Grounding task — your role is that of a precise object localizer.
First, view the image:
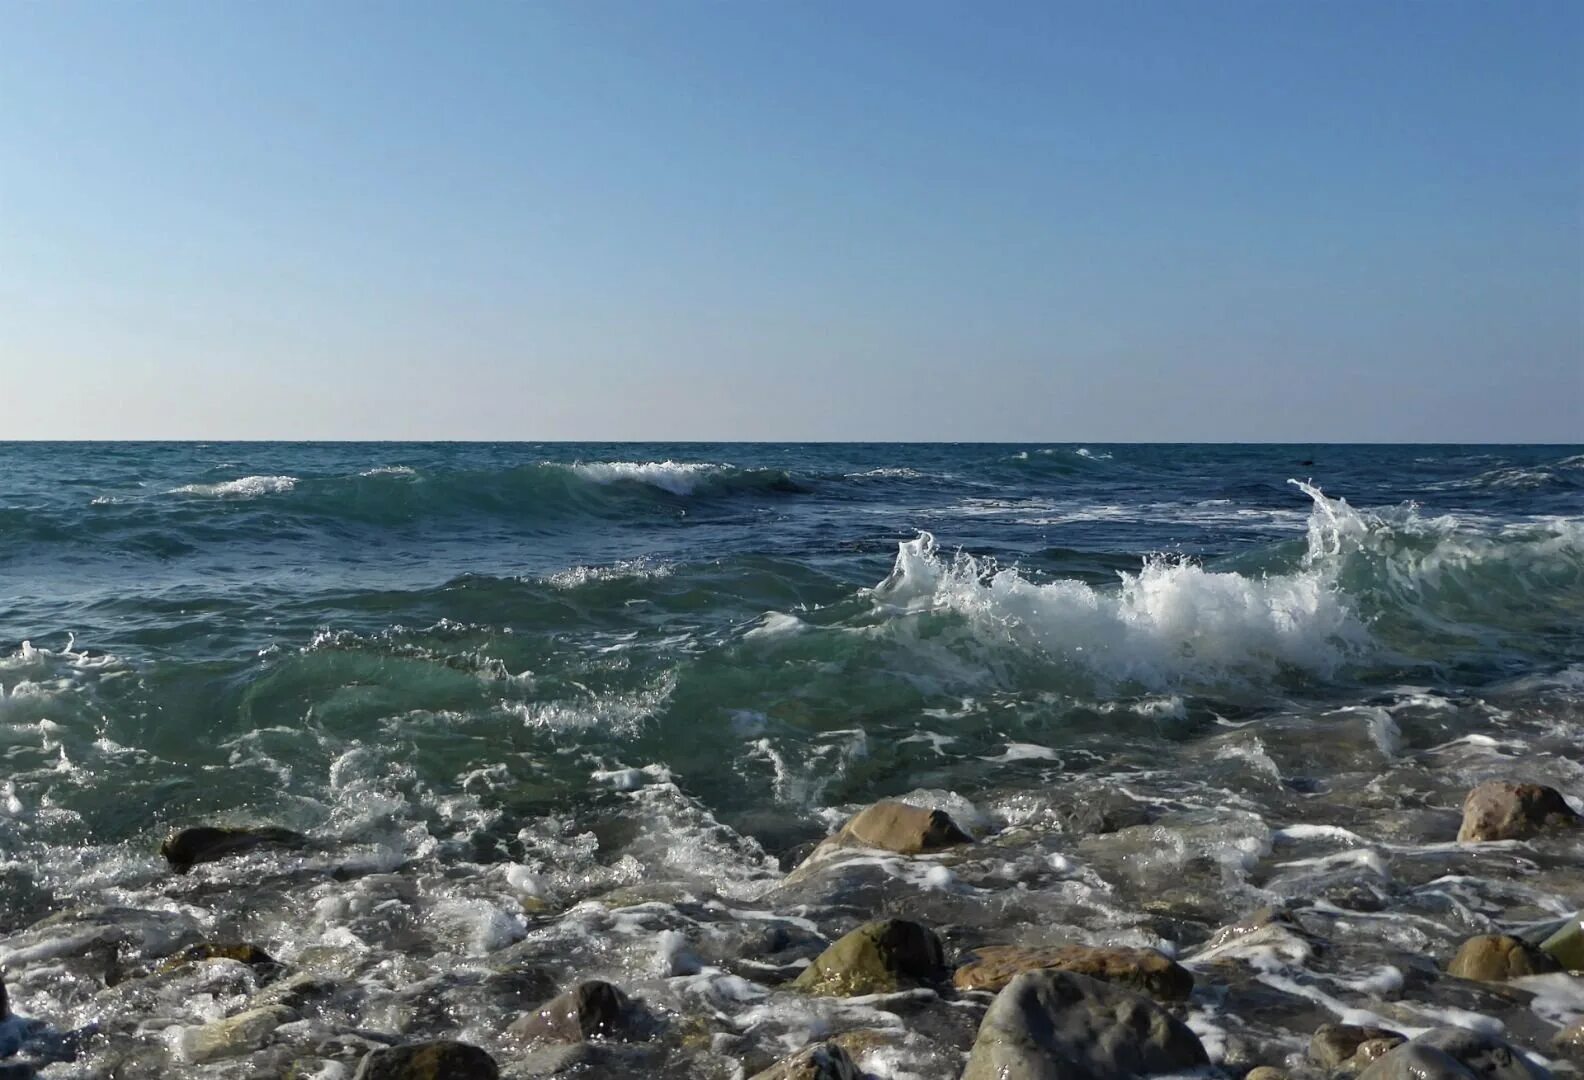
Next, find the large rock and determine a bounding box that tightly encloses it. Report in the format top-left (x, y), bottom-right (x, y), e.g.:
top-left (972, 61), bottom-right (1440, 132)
top-left (791, 919), bottom-right (946, 997)
top-left (1456, 781), bottom-right (1579, 843)
top-left (1309, 1023), bottom-right (1407, 1069)
top-left (1539, 912), bottom-right (1583, 969)
top-left (160, 825), bottom-right (309, 873)
top-left (952, 944), bottom-right (1192, 1001)
top-left (788, 801), bottom-right (972, 881)
top-left (352, 1041), bottom-right (499, 1079)
top-left (1446, 934), bottom-right (1560, 981)
top-left (748, 1041), bottom-right (862, 1080)
top-left (169, 1004), bottom-right (295, 1064)
top-left (1356, 1028), bottom-right (1552, 1080)
top-left (960, 969), bottom-right (1209, 1080)
top-left (506, 981), bottom-right (649, 1043)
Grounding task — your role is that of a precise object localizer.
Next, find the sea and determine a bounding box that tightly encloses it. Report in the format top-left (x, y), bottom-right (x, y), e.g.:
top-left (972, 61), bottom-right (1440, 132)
top-left (0, 442), bottom-right (1580, 1076)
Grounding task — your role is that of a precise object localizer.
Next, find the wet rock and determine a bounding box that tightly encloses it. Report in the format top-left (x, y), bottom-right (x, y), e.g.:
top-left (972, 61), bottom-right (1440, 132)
top-left (506, 980), bottom-right (648, 1043)
top-left (156, 941), bottom-right (279, 975)
top-left (1245, 1070), bottom-right (1287, 1080)
top-left (1446, 934), bottom-right (1560, 981)
top-left (1309, 1023), bottom-right (1407, 1069)
top-left (1190, 907), bottom-right (1316, 967)
top-left (1355, 1028), bottom-right (1551, 1080)
top-left (952, 943), bottom-right (1192, 1000)
top-left (748, 1041), bottom-right (862, 1080)
top-left (1055, 790), bottom-right (1157, 835)
top-left (170, 1004), bottom-right (295, 1064)
top-left (1456, 781), bottom-right (1579, 843)
top-left (260, 972), bottom-right (342, 1010)
top-left (352, 1040), bottom-right (499, 1079)
top-left (1539, 912), bottom-right (1583, 969)
top-left (160, 825), bottom-right (309, 872)
top-left (961, 969), bottom-right (1209, 1079)
top-left (791, 919), bottom-right (946, 997)
top-left (789, 801), bottom-right (972, 880)
top-left (1554, 1019), bottom-right (1584, 1062)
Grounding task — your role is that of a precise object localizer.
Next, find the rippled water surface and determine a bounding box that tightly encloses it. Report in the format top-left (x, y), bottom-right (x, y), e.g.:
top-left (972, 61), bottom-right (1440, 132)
top-left (0, 442), bottom-right (1580, 1077)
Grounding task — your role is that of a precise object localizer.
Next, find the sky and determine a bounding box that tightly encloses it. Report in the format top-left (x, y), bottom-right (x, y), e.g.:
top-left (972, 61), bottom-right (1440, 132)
top-left (1, 1), bottom-right (1580, 442)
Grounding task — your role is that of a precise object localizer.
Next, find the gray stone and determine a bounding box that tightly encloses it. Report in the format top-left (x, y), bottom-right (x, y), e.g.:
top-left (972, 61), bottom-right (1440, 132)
top-left (506, 981), bottom-right (648, 1043)
top-left (160, 825), bottom-right (309, 872)
top-left (1309, 1023), bottom-right (1406, 1069)
top-left (961, 969), bottom-right (1209, 1080)
top-left (791, 919), bottom-right (946, 997)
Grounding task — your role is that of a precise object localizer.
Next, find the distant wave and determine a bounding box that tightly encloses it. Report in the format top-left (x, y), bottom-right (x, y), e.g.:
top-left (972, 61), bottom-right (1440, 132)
top-left (169, 475), bottom-right (299, 498)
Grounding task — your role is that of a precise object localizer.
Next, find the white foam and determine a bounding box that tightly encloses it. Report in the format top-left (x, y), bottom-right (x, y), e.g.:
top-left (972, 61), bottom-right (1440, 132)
top-left (359, 465), bottom-right (415, 476)
top-left (745, 612), bottom-right (807, 640)
top-left (170, 475), bottom-right (298, 498)
top-left (875, 530), bottom-right (1364, 689)
top-left (568, 460), bottom-right (722, 495)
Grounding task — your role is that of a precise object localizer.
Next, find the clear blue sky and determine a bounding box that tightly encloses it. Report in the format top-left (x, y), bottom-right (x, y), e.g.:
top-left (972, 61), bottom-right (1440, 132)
top-left (2, 1), bottom-right (1579, 441)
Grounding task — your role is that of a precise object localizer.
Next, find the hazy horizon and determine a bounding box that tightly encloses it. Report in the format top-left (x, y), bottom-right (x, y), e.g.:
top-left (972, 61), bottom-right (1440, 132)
top-left (3, 1), bottom-right (1580, 442)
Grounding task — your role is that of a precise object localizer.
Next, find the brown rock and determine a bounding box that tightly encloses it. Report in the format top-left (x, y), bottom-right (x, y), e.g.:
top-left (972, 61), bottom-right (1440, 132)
top-left (1309, 1023), bottom-right (1407, 1068)
top-left (1446, 934), bottom-right (1561, 982)
top-left (352, 1041), bottom-right (499, 1079)
top-left (1555, 1019), bottom-right (1584, 1062)
top-left (830, 801), bottom-right (972, 855)
top-left (506, 980), bottom-right (647, 1043)
top-left (952, 943), bottom-right (1193, 1000)
top-left (1245, 1069), bottom-right (1287, 1080)
top-left (748, 1041), bottom-right (861, 1080)
top-left (1456, 780), bottom-right (1579, 843)
top-left (157, 942), bottom-right (279, 974)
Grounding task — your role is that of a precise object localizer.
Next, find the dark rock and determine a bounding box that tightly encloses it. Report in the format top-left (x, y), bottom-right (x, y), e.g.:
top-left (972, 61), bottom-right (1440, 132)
top-left (352, 1040), bottom-right (499, 1079)
top-left (1456, 781), bottom-right (1579, 843)
top-left (748, 1041), bottom-right (862, 1080)
top-left (506, 981), bottom-right (649, 1044)
top-left (1309, 1023), bottom-right (1407, 1069)
top-left (1446, 934), bottom-right (1560, 981)
top-left (961, 969), bottom-right (1209, 1079)
top-left (160, 826), bottom-right (309, 873)
top-left (1356, 1028), bottom-right (1551, 1080)
top-left (791, 919), bottom-right (946, 997)
top-left (952, 944), bottom-right (1192, 1000)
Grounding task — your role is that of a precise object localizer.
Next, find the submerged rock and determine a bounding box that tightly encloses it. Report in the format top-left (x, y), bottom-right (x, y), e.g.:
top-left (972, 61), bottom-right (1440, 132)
top-left (1309, 1023), bottom-right (1407, 1069)
top-left (1356, 1028), bottom-right (1551, 1080)
top-left (156, 942), bottom-right (279, 974)
top-left (1446, 934), bottom-right (1560, 981)
top-left (160, 825), bottom-right (309, 873)
top-left (169, 1004), bottom-right (295, 1064)
top-left (352, 1040), bottom-right (499, 1079)
top-left (791, 919), bottom-right (946, 997)
top-left (1456, 781), bottom-right (1579, 843)
top-left (1555, 1019), bottom-right (1584, 1062)
top-left (952, 943), bottom-right (1192, 1000)
top-left (748, 1041), bottom-right (862, 1080)
top-left (960, 969), bottom-right (1208, 1079)
top-left (506, 980), bottom-right (649, 1043)
top-left (1539, 912), bottom-right (1583, 969)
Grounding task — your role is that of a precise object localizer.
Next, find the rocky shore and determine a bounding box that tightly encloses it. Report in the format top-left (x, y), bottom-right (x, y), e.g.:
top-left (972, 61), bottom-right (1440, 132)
top-left (0, 778), bottom-right (1579, 1079)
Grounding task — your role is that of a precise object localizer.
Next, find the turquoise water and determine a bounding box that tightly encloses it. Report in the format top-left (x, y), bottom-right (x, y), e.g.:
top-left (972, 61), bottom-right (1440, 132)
top-left (0, 442), bottom-right (1580, 1076)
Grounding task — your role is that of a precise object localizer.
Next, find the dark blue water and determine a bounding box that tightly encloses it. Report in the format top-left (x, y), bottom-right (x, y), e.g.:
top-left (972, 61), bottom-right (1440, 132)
top-left (0, 443), bottom-right (1580, 1077)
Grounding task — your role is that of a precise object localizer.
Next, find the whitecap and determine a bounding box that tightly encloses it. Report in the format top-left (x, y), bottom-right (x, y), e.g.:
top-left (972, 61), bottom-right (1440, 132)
top-left (169, 475), bottom-right (298, 498)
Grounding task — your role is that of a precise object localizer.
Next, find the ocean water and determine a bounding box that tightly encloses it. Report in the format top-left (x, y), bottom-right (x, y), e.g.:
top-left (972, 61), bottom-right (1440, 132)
top-left (0, 442), bottom-right (1581, 1076)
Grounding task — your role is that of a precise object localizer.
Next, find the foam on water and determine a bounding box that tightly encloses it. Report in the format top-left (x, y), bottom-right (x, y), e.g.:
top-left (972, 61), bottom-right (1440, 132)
top-left (568, 460), bottom-right (725, 495)
top-left (168, 474), bottom-right (298, 498)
